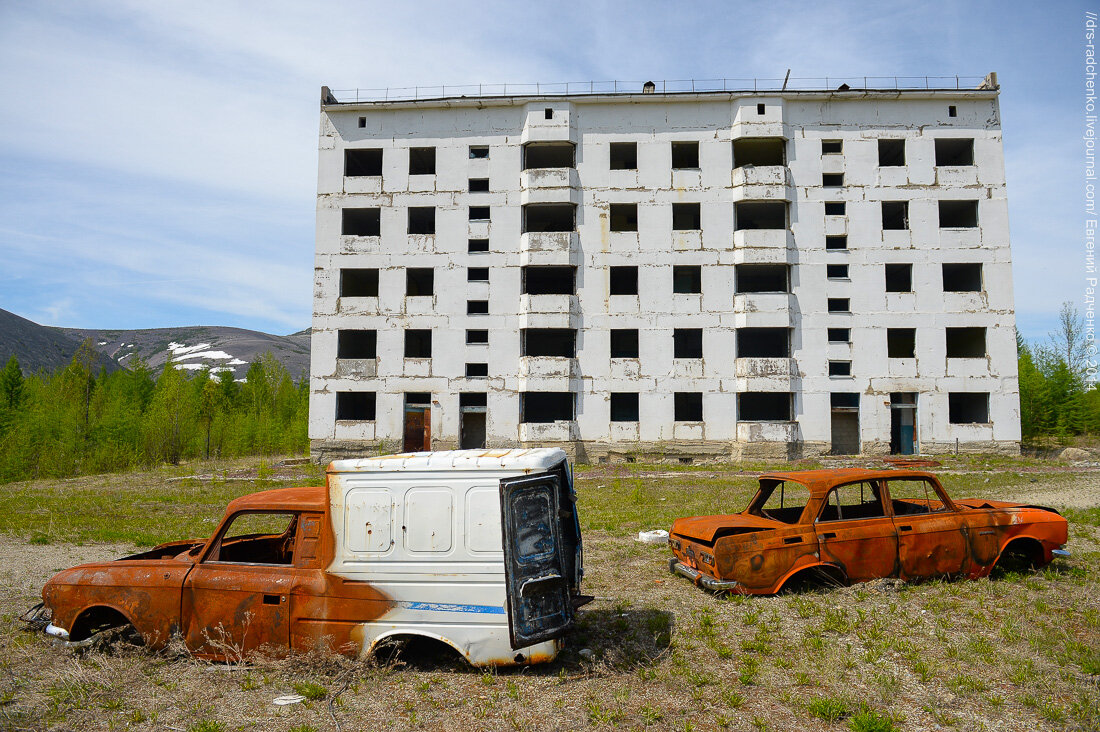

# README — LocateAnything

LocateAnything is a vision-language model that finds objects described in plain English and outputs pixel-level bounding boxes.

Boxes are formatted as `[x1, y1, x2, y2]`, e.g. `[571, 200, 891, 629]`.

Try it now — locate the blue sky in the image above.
[0, 1, 1086, 339]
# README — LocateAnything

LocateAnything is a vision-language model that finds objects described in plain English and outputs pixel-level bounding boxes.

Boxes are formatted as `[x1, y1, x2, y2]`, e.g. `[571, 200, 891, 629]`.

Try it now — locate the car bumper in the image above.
[669, 558, 741, 592]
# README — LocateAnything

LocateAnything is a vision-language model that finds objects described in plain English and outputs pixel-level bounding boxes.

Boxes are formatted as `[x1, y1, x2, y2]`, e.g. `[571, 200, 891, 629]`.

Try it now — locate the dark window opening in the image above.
[610, 393, 639, 422]
[337, 392, 375, 421]
[469, 206, 490, 221]
[461, 392, 487, 408]
[610, 266, 639, 295]
[671, 141, 700, 169]
[822, 173, 844, 187]
[524, 142, 575, 169]
[878, 139, 905, 166]
[827, 328, 850, 343]
[610, 329, 639, 358]
[935, 138, 974, 166]
[467, 300, 489, 314]
[882, 201, 909, 230]
[404, 330, 432, 358]
[756, 103, 766, 115]
[939, 200, 978, 228]
[406, 392, 431, 406]
[942, 263, 982, 292]
[610, 204, 638, 232]
[610, 142, 638, 170]
[408, 207, 436, 234]
[523, 265, 575, 295]
[831, 392, 859, 409]
[732, 137, 786, 167]
[467, 267, 489, 282]
[469, 145, 489, 159]
[825, 235, 848, 250]
[469, 178, 489, 192]
[673, 265, 702, 294]
[466, 329, 488, 344]
[826, 264, 849, 279]
[828, 298, 850, 313]
[672, 202, 701, 230]
[821, 140, 843, 154]
[829, 361, 852, 376]
[948, 105, 958, 118]
[522, 328, 576, 357]
[737, 327, 790, 357]
[674, 392, 703, 421]
[523, 203, 575, 232]
[406, 268, 434, 296]
[357, 117, 366, 128]
[949, 392, 989, 423]
[825, 201, 846, 215]
[673, 329, 703, 359]
[739, 392, 792, 421]
[735, 201, 786, 230]
[946, 327, 987, 358]
[885, 263, 913, 292]
[468, 238, 489, 253]
[340, 268, 378, 297]
[345, 149, 382, 176]
[521, 392, 574, 423]
[337, 330, 377, 359]
[544, 108, 554, 120]
[887, 328, 916, 358]
[736, 264, 789, 293]
[465, 363, 488, 377]
[409, 146, 436, 175]
[342, 208, 380, 236]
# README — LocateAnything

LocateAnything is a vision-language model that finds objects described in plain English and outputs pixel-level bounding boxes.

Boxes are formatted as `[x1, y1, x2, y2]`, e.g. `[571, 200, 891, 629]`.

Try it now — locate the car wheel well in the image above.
[996, 537, 1046, 571]
[779, 565, 847, 594]
[70, 606, 134, 642]
[369, 632, 470, 669]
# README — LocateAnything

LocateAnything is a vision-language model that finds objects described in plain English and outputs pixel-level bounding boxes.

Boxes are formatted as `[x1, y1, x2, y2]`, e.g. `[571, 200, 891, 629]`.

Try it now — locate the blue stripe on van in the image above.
[396, 601, 506, 615]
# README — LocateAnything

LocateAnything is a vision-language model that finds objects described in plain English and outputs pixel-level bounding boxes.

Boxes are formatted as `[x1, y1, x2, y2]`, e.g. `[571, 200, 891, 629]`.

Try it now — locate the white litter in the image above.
[637, 529, 669, 544]
[578, 648, 594, 659]
[273, 695, 306, 706]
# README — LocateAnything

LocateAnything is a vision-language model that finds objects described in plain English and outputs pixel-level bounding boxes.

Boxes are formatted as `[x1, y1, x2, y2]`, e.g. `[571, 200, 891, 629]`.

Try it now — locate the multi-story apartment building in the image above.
[309, 74, 1020, 462]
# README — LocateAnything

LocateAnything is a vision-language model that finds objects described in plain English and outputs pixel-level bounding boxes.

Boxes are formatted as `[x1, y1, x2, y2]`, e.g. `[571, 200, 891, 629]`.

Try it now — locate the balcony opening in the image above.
[466, 329, 488, 344]
[881, 201, 909, 230]
[340, 268, 378, 297]
[521, 392, 575, 423]
[942, 263, 983, 291]
[336, 392, 375, 421]
[828, 360, 852, 377]
[672, 202, 701, 230]
[939, 200, 979, 228]
[735, 264, 789, 293]
[827, 298, 850, 313]
[732, 137, 786, 167]
[610, 329, 639, 358]
[935, 138, 974, 166]
[673, 265, 702, 294]
[469, 178, 489, 192]
[827, 328, 850, 343]
[824, 201, 846, 215]
[469, 145, 489, 159]
[465, 363, 488, 377]
[523, 203, 575, 232]
[826, 263, 848, 279]
[408, 207, 436, 234]
[887, 328, 916, 358]
[342, 208, 380, 236]
[524, 142, 575, 169]
[467, 300, 489, 314]
[523, 265, 575, 295]
[610, 142, 638, 170]
[337, 330, 377, 359]
[821, 140, 843, 154]
[610, 266, 638, 295]
[674, 392, 703, 421]
[345, 149, 382, 176]
[885, 263, 913, 292]
[671, 141, 699, 169]
[738, 392, 792, 421]
[949, 392, 989, 423]
[406, 268, 434, 296]
[610, 392, 639, 422]
[409, 146, 436, 175]
[825, 235, 848, 250]
[822, 173, 844, 187]
[468, 238, 489, 253]
[404, 330, 432, 358]
[522, 328, 576, 357]
[469, 206, 490, 221]
[467, 267, 489, 282]
[673, 329, 703, 359]
[737, 327, 790, 357]
[609, 203, 638, 232]
[735, 201, 786, 230]
[878, 139, 905, 167]
[946, 327, 987, 358]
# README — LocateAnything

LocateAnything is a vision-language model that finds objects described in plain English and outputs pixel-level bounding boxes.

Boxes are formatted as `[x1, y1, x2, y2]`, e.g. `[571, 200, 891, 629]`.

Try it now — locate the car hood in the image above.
[670, 513, 781, 544]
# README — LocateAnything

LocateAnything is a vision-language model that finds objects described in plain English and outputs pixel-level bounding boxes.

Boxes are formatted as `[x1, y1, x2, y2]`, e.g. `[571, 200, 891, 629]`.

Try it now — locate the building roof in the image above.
[328, 448, 568, 474]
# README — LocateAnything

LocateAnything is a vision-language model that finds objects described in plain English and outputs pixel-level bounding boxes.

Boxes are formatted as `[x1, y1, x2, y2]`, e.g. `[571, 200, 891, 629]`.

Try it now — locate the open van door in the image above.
[499, 472, 576, 649]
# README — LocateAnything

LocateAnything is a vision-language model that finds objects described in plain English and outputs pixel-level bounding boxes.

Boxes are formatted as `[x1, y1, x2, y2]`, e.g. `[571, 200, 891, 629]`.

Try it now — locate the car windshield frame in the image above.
[746, 478, 812, 524]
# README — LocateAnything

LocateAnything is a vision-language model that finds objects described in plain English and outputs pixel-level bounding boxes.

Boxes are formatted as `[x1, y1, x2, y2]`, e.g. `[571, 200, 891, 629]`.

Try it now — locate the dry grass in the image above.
[0, 456, 1097, 731]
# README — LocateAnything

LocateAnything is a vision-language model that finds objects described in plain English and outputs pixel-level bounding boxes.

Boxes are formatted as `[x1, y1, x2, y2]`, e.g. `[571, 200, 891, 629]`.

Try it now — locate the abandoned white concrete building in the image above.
[309, 74, 1020, 461]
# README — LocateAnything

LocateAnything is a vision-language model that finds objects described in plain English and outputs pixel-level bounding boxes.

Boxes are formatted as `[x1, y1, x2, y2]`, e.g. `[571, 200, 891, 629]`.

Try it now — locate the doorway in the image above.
[830, 392, 860, 455]
[403, 393, 431, 452]
[460, 392, 487, 449]
[889, 393, 917, 455]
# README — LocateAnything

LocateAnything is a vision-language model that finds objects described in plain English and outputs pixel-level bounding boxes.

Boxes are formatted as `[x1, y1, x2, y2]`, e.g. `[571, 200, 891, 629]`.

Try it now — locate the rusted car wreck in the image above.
[669, 469, 1069, 594]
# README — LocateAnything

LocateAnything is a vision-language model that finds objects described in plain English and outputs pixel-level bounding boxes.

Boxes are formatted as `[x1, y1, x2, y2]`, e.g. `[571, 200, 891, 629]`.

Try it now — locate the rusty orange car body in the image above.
[669, 469, 1069, 594]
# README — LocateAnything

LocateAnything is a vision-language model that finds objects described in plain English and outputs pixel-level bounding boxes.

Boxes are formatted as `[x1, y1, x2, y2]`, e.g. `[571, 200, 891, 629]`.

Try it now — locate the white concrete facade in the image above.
[310, 77, 1020, 462]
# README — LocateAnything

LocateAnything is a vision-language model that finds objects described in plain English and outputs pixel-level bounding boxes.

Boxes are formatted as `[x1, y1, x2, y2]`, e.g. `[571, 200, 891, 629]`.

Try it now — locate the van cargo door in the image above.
[499, 472, 573, 649]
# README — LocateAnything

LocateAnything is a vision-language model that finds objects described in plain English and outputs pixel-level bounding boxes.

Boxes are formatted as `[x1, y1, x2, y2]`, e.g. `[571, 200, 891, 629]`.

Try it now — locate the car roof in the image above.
[757, 468, 937, 498]
[226, 486, 327, 513]
[328, 448, 567, 473]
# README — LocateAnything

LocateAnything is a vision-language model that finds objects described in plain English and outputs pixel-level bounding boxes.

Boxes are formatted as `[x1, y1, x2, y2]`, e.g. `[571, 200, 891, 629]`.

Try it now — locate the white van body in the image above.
[326, 448, 584, 666]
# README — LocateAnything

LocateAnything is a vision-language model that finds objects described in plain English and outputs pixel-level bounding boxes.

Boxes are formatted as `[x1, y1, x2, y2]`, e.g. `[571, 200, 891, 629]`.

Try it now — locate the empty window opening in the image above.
[673, 265, 702, 294]
[671, 141, 700, 169]
[949, 392, 989, 423]
[522, 328, 576, 358]
[674, 392, 703, 421]
[469, 145, 489, 159]
[609, 204, 638, 232]
[825, 235, 848, 250]
[520, 266, 574, 296]
[887, 328, 916, 358]
[408, 207, 436, 234]
[468, 238, 489, 253]
[336, 392, 375, 421]
[756, 103, 766, 115]
[936, 138, 974, 166]
[544, 108, 554, 120]
[337, 330, 377, 359]
[404, 330, 432, 358]
[737, 328, 790, 357]
[465, 363, 488, 377]
[469, 206, 490, 221]
[357, 117, 366, 128]
[467, 267, 489, 282]
[610, 266, 639, 295]
[946, 327, 987, 358]
[732, 137, 786, 167]
[672, 202, 701, 230]
[939, 200, 978, 228]
[345, 149, 383, 177]
[467, 300, 489, 314]
[821, 140, 843, 154]
[831, 392, 859, 409]
[826, 264, 849, 279]
[521, 392, 575, 423]
[738, 392, 792, 421]
[523, 203, 575, 232]
[466, 329, 488, 345]
[942, 263, 982, 291]
[828, 360, 852, 377]
[610, 329, 639, 358]
[610, 142, 638, 170]
[409, 146, 436, 175]
[881, 201, 909, 230]
[885, 263, 913, 292]
[524, 142, 575, 169]
[822, 173, 844, 187]
[828, 298, 850, 313]
[948, 105, 958, 118]
[825, 201, 846, 215]
[468, 178, 489, 192]
[460, 393, 487, 408]
[406, 268, 434, 296]
[735, 201, 786, 230]
[878, 139, 905, 166]
[342, 208, 381, 236]
[340, 268, 378, 297]
[610, 392, 640, 422]
[736, 264, 789, 293]
[673, 329, 703, 359]
[827, 328, 850, 343]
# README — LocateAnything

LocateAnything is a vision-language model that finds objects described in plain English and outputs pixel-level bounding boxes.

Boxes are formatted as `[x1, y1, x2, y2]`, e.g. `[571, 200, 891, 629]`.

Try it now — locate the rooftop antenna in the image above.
[781, 69, 791, 91]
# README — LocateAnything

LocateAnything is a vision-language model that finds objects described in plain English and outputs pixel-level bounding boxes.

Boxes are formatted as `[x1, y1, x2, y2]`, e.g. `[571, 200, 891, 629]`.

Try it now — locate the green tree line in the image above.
[0, 341, 308, 483]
